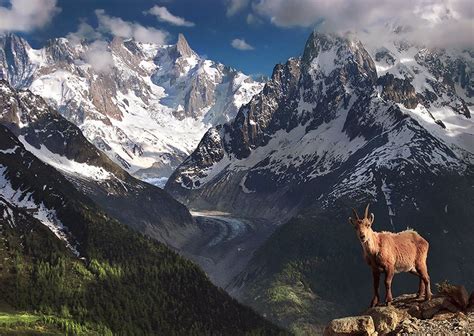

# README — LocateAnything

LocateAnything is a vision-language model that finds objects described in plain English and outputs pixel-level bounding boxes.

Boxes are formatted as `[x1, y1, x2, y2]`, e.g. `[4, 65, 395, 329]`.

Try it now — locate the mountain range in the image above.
[0, 33, 262, 185]
[0, 25, 473, 335]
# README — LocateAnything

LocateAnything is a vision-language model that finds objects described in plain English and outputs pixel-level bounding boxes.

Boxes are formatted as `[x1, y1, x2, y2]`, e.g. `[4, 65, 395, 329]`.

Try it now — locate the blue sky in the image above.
[1, 0, 471, 76]
[14, 0, 314, 76]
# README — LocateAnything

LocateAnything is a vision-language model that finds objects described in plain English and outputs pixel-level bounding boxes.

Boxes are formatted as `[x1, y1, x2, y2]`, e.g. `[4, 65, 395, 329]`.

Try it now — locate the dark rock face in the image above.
[0, 34, 34, 87]
[0, 80, 195, 248]
[413, 48, 473, 118]
[375, 48, 396, 65]
[377, 73, 419, 108]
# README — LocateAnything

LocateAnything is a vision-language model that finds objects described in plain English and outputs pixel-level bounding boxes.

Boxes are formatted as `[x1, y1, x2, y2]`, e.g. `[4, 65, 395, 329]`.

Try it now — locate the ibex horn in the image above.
[352, 208, 360, 220]
[364, 203, 370, 218]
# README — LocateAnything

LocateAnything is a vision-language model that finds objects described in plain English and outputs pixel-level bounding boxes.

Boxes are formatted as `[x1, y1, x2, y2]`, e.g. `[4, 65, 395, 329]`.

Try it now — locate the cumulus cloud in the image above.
[231, 38, 254, 50]
[252, 0, 474, 48]
[0, 0, 61, 33]
[95, 9, 168, 44]
[146, 6, 195, 27]
[227, 0, 250, 16]
[84, 40, 114, 73]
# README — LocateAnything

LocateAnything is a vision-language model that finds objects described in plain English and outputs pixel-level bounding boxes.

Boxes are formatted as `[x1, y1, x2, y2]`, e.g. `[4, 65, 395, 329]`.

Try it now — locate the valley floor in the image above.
[185, 211, 277, 291]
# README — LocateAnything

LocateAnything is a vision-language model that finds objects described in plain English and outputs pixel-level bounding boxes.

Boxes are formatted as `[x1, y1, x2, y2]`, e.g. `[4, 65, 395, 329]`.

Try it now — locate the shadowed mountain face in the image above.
[0, 124, 286, 335]
[0, 80, 195, 248]
[165, 31, 474, 332]
[0, 33, 263, 180]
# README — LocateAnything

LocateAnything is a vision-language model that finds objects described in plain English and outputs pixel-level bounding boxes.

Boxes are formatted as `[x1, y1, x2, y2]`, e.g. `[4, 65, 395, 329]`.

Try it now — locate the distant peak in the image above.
[175, 33, 194, 58]
[302, 30, 364, 62]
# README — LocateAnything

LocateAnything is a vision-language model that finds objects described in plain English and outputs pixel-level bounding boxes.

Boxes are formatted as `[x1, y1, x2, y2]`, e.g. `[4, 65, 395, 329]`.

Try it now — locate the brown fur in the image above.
[349, 204, 432, 307]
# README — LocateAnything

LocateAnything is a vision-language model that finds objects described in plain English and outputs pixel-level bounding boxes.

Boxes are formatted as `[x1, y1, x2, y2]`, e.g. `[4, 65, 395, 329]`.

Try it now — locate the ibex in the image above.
[349, 204, 432, 307]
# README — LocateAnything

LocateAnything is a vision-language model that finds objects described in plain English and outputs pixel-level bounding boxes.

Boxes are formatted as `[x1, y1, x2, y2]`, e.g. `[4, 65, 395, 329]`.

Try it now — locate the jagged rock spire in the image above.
[175, 33, 194, 58]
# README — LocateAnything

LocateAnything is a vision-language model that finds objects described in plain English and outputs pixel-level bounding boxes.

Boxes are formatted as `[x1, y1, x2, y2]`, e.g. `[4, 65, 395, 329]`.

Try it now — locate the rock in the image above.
[432, 311, 456, 320]
[325, 295, 474, 335]
[468, 291, 474, 311]
[323, 315, 376, 336]
[365, 306, 409, 334]
[442, 298, 461, 313]
[449, 286, 469, 309]
[407, 305, 422, 319]
[437, 283, 470, 309]
[421, 297, 445, 319]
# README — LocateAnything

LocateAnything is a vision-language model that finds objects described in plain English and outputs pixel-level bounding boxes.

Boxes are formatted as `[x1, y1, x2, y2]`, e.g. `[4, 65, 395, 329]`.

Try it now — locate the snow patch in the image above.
[19, 137, 111, 181]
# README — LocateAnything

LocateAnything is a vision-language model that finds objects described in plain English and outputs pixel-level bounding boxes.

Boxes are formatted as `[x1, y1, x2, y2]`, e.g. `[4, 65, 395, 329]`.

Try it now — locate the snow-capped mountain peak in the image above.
[0, 33, 264, 184]
[166, 30, 473, 221]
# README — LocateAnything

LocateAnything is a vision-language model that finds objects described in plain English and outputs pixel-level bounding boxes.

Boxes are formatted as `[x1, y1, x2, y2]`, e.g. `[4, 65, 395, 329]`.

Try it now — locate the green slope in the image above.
[0, 310, 111, 335]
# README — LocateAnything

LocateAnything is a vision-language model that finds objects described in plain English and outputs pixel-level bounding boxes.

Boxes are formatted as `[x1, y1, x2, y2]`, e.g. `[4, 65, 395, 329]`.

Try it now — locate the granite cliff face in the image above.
[0, 33, 263, 183]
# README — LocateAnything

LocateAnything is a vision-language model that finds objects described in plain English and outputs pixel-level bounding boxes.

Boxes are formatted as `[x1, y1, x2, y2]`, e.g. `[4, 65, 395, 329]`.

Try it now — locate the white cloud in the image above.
[0, 0, 61, 33]
[84, 40, 114, 74]
[95, 9, 168, 44]
[227, 0, 250, 16]
[231, 38, 254, 50]
[146, 6, 195, 27]
[252, 0, 474, 48]
[66, 21, 102, 45]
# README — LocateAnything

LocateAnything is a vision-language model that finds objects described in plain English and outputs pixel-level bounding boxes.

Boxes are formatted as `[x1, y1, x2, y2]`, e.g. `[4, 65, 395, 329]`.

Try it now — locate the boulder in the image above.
[437, 283, 470, 309]
[365, 305, 409, 334]
[323, 315, 376, 336]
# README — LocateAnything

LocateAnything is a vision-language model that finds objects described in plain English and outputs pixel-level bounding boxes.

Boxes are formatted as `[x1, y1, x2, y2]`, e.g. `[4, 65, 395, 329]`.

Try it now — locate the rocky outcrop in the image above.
[325, 285, 474, 335]
[377, 73, 419, 109]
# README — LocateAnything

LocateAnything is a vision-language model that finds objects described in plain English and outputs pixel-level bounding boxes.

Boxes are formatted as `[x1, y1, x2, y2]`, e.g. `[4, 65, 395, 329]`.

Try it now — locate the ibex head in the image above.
[349, 203, 375, 243]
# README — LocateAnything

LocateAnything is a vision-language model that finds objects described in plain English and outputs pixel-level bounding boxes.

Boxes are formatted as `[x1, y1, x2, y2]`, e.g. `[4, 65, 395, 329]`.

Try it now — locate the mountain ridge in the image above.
[0, 79, 196, 248]
[166, 30, 473, 218]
